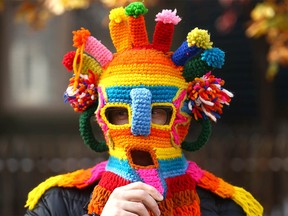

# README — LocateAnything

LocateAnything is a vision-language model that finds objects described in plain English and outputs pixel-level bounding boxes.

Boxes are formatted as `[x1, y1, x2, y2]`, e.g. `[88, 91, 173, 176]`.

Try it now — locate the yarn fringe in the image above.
[88, 185, 112, 214]
[24, 163, 106, 210]
[25, 175, 64, 210]
[232, 186, 264, 216]
[186, 161, 263, 216]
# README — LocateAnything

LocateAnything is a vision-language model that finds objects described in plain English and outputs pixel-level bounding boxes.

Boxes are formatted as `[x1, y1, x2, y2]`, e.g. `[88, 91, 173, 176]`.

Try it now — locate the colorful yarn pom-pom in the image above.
[187, 72, 233, 122]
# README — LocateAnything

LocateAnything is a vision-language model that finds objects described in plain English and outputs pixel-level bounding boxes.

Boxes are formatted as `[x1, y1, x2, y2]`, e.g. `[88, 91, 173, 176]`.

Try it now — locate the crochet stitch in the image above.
[25, 2, 263, 216]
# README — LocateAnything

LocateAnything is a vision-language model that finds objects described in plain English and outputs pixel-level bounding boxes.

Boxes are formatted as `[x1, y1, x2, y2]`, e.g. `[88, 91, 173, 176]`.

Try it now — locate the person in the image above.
[25, 2, 263, 216]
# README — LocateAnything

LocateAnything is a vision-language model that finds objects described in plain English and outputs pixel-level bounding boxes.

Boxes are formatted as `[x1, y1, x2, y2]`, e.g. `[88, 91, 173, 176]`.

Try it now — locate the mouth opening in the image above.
[130, 149, 155, 167]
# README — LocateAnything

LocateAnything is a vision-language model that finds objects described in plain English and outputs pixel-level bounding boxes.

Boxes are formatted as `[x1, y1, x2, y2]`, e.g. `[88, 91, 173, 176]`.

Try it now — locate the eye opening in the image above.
[105, 105, 173, 126]
[151, 106, 173, 125]
[105, 107, 129, 125]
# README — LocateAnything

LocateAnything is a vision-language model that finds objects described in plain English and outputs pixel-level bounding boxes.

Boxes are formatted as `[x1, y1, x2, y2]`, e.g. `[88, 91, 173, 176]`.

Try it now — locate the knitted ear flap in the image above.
[79, 103, 108, 152]
[181, 119, 211, 151]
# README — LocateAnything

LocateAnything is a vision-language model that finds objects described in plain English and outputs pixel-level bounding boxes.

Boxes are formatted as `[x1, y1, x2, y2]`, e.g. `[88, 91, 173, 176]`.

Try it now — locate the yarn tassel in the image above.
[88, 185, 112, 214]
[73, 44, 85, 91]
[186, 161, 264, 216]
[25, 175, 64, 210]
[88, 171, 130, 214]
[109, 7, 132, 52]
[232, 187, 264, 216]
[25, 169, 92, 210]
[72, 28, 90, 91]
[72, 26, 112, 68]
[25, 163, 106, 210]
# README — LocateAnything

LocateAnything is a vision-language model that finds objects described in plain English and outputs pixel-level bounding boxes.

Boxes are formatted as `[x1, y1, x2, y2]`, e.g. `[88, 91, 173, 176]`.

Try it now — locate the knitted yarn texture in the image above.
[25, 2, 263, 216]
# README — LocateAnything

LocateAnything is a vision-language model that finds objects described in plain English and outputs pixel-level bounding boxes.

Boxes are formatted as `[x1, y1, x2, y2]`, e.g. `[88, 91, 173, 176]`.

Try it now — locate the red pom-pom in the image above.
[62, 51, 77, 71]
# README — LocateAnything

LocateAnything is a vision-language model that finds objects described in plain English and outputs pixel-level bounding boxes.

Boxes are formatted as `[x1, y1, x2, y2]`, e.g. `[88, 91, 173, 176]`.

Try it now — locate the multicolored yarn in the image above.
[64, 72, 98, 112]
[187, 72, 234, 122]
[26, 2, 263, 216]
[25, 161, 107, 210]
[186, 161, 264, 215]
[25, 160, 263, 216]
[172, 27, 213, 66]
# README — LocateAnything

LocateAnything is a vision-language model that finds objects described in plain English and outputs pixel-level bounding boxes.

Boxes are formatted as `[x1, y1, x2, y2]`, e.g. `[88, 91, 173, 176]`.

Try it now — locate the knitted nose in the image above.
[130, 88, 152, 136]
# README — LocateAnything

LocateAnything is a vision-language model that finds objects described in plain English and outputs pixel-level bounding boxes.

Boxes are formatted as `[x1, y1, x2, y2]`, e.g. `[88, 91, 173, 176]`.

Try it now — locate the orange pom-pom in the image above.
[72, 27, 91, 48]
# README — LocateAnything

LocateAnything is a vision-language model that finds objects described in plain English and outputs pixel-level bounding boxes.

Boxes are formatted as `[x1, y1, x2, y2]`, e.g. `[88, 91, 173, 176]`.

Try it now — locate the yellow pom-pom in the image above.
[187, 27, 213, 49]
[109, 7, 127, 24]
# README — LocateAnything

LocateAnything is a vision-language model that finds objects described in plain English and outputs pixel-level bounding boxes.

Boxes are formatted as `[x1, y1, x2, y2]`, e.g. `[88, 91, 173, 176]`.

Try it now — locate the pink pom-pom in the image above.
[62, 51, 76, 71]
[155, 9, 181, 25]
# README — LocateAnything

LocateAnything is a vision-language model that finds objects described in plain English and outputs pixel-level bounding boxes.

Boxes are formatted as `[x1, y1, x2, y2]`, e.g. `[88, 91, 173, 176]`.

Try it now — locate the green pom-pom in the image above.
[183, 56, 212, 82]
[125, 2, 148, 18]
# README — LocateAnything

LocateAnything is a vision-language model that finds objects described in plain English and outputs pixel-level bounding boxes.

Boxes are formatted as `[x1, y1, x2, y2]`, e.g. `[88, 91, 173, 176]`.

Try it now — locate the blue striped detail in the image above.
[158, 155, 188, 179]
[157, 169, 168, 198]
[105, 85, 179, 104]
[106, 156, 141, 182]
[106, 154, 188, 181]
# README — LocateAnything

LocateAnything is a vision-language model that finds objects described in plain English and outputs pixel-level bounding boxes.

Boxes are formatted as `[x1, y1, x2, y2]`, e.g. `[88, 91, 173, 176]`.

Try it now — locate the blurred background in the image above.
[0, 0, 288, 215]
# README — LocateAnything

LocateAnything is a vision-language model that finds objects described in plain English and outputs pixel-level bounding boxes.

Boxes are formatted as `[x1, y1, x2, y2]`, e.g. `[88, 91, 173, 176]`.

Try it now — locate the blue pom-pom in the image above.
[201, 48, 225, 68]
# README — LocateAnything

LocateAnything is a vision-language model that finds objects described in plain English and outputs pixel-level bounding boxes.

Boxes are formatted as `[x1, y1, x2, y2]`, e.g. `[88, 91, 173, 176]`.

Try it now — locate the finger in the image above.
[120, 190, 160, 216]
[124, 182, 163, 201]
[103, 209, 138, 216]
[101, 199, 139, 216]
[122, 200, 150, 216]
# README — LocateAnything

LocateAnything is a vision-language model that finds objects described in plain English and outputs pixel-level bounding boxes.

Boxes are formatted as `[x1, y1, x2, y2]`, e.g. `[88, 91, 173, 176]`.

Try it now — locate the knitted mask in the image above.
[25, 3, 264, 216]
[62, 2, 232, 198]
[26, 2, 263, 216]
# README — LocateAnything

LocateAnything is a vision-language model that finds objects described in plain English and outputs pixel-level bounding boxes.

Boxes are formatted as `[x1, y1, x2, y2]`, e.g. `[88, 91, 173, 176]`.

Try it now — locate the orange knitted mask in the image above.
[62, 1, 232, 197]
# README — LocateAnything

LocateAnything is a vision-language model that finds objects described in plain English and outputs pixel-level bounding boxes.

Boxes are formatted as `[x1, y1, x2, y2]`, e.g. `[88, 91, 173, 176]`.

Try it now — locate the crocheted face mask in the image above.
[62, 2, 233, 196]
[94, 47, 191, 195]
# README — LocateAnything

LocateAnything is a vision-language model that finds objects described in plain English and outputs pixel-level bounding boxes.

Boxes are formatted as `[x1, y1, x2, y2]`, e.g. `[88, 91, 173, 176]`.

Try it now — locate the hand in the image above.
[101, 182, 163, 216]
